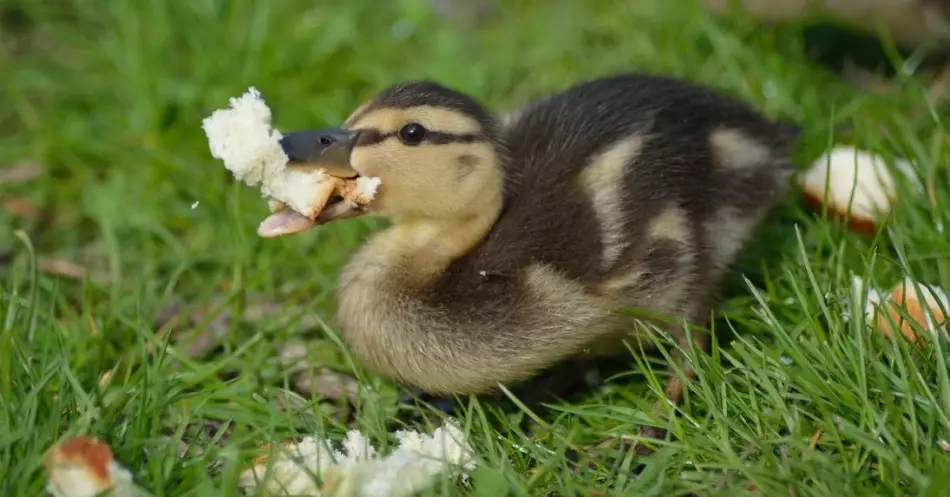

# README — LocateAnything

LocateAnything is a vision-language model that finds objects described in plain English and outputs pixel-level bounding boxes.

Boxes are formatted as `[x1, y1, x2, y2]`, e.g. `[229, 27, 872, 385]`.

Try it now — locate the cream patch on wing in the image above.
[648, 205, 691, 245]
[602, 206, 692, 295]
[523, 263, 609, 327]
[602, 267, 646, 294]
[709, 127, 772, 170]
[705, 206, 758, 273]
[607, 205, 697, 313]
[578, 133, 645, 270]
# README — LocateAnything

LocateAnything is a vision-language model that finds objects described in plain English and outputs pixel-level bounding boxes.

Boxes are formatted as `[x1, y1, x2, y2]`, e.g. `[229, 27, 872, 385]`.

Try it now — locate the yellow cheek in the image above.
[350, 149, 380, 178]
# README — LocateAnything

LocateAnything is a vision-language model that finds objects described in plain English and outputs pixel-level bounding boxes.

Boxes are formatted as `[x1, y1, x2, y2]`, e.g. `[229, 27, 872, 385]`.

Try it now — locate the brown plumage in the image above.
[276, 73, 799, 450]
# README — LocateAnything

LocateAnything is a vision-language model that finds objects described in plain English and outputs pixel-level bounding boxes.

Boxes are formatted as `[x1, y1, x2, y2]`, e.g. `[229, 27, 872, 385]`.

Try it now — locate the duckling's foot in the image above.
[564, 369, 692, 470]
[516, 357, 604, 407]
[564, 425, 668, 472]
[401, 387, 461, 412]
[631, 425, 667, 456]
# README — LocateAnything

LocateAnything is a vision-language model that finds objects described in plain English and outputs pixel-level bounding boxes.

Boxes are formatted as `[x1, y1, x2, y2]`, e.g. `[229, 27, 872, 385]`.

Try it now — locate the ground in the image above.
[2, 0, 950, 495]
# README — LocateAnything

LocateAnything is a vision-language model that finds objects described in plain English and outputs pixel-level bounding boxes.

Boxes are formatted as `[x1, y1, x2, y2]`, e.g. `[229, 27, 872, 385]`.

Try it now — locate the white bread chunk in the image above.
[238, 419, 476, 497]
[45, 437, 135, 497]
[799, 145, 917, 233]
[201, 86, 336, 219]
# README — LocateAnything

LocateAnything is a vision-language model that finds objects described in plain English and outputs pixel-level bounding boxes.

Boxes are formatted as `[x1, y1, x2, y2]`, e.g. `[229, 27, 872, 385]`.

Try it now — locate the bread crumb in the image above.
[799, 145, 918, 234]
[877, 278, 949, 346]
[45, 436, 135, 497]
[98, 370, 113, 388]
[338, 176, 382, 207]
[852, 275, 948, 348]
[239, 419, 476, 497]
[352, 176, 382, 204]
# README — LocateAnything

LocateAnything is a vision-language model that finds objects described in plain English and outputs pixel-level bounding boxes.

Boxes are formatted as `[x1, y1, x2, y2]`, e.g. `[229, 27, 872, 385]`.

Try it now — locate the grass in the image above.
[2, 0, 950, 495]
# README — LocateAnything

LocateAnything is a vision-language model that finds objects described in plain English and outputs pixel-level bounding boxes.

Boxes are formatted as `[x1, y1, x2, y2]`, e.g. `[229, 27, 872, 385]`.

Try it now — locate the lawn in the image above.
[2, 0, 950, 495]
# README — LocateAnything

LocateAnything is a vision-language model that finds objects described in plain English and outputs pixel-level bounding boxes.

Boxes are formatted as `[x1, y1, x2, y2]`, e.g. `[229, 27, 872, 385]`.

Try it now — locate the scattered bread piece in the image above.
[799, 145, 916, 234]
[876, 278, 949, 346]
[851, 275, 885, 321]
[852, 275, 949, 348]
[238, 419, 476, 497]
[44, 436, 134, 497]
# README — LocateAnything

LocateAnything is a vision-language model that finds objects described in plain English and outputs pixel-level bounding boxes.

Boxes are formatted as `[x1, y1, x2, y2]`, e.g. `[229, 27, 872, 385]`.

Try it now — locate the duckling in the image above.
[270, 73, 799, 451]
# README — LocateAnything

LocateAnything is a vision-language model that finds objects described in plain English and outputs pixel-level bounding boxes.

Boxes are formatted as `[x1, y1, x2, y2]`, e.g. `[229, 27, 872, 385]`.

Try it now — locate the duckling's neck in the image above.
[356, 200, 502, 288]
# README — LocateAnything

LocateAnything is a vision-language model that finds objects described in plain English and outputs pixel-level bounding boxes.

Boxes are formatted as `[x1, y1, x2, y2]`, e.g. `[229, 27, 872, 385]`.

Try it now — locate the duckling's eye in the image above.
[397, 122, 427, 145]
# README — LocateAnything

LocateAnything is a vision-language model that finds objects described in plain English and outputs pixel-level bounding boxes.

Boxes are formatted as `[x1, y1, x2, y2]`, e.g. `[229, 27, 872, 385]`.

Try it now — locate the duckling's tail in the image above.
[773, 119, 804, 165]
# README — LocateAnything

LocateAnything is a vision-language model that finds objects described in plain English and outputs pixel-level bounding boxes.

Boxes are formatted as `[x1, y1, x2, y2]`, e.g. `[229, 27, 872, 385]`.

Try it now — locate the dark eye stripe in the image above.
[355, 129, 388, 146]
[426, 131, 484, 144]
[355, 128, 485, 147]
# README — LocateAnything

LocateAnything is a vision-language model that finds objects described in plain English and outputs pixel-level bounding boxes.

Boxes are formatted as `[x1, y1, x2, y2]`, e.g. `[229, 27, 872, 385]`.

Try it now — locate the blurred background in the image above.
[3, 0, 948, 302]
[2, 0, 950, 492]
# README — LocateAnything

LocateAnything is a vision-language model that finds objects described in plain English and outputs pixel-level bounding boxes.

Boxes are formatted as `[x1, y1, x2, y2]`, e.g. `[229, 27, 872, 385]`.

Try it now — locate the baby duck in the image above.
[270, 73, 799, 449]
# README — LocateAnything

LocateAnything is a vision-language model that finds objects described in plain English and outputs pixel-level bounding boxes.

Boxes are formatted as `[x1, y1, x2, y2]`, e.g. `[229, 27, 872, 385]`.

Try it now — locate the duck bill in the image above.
[257, 201, 367, 238]
[257, 127, 367, 238]
[278, 127, 362, 178]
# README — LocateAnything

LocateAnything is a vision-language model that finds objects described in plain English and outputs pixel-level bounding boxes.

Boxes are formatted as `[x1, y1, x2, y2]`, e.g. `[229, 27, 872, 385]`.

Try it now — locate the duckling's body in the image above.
[328, 74, 798, 397]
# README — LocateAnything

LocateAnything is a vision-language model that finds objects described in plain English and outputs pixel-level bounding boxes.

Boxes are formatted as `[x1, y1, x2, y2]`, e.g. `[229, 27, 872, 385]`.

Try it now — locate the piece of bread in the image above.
[238, 420, 475, 497]
[853, 275, 949, 348]
[44, 436, 134, 497]
[202, 87, 337, 219]
[799, 145, 916, 234]
[203, 87, 382, 233]
[876, 278, 949, 347]
[339, 176, 383, 207]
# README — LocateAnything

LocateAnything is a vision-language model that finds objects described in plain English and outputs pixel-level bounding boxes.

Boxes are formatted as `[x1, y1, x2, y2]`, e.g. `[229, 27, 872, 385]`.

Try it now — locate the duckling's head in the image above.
[279, 81, 506, 228]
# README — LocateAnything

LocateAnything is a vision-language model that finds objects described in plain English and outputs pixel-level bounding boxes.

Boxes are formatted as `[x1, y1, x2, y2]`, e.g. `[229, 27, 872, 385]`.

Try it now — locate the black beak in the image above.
[278, 127, 361, 178]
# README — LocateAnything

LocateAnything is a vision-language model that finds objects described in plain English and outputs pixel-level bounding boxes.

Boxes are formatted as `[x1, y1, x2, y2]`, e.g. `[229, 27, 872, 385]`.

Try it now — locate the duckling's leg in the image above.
[390, 387, 469, 431]
[390, 386, 508, 428]
[391, 357, 608, 429]
[563, 331, 708, 471]
[397, 387, 460, 413]
[513, 357, 606, 406]
[560, 295, 715, 471]
[632, 329, 707, 456]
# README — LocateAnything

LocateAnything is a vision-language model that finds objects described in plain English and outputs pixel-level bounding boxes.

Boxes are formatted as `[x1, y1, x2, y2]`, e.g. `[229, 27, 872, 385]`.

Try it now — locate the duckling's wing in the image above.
[484, 73, 797, 290]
